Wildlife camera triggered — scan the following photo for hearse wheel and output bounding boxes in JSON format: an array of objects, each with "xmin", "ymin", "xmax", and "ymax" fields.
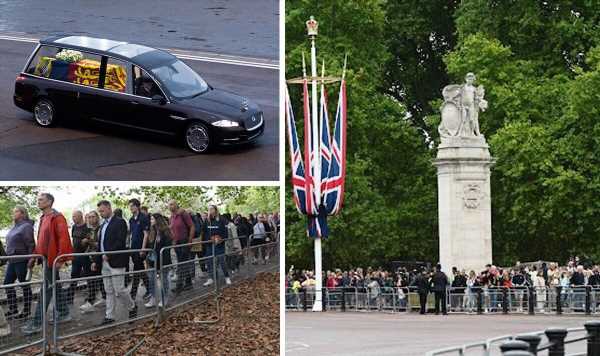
[
  {"xmin": 33, "ymin": 98, "xmax": 57, "ymax": 127},
  {"xmin": 185, "ymin": 122, "xmax": 212, "ymax": 153}
]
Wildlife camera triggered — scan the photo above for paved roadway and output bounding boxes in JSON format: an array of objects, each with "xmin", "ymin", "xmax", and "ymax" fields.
[
  {"xmin": 0, "ymin": 0, "xmax": 279, "ymax": 59},
  {"xmin": 286, "ymin": 312, "xmax": 593, "ymax": 355},
  {"xmin": 0, "ymin": 0, "xmax": 279, "ymax": 180}
]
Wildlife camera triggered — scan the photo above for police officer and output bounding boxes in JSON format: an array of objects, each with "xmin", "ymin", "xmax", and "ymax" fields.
[
  {"xmin": 431, "ymin": 264, "xmax": 449, "ymax": 315},
  {"xmin": 411, "ymin": 270, "xmax": 430, "ymax": 314}
]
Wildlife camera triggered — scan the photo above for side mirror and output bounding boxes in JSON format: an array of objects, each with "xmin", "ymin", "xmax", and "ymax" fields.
[{"xmin": 151, "ymin": 94, "xmax": 166, "ymax": 105}]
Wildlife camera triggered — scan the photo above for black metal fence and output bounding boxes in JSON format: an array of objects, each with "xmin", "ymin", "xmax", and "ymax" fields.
[
  {"xmin": 285, "ymin": 286, "xmax": 600, "ymax": 315},
  {"xmin": 427, "ymin": 320, "xmax": 600, "ymax": 356}
]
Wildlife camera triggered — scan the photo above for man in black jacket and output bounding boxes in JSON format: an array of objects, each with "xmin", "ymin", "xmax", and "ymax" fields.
[
  {"xmin": 431, "ymin": 264, "xmax": 449, "ymax": 315},
  {"xmin": 410, "ymin": 270, "xmax": 430, "ymax": 314},
  {"xmin": 451, "ymin": 268, "xmax": 467, "ymax": 311},
  {"xmin": 91, "ymin": 200, "xmax": 137, "ymax": 325}
]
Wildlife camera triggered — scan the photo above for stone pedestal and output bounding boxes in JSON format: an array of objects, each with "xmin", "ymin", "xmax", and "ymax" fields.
[{"xmin": 434, "ymin": 136, "xmax": 493, "ymax": 274}]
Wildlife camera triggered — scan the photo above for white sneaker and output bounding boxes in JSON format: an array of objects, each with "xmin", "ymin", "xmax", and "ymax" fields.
[
  {"xmin": 225, "ymin": 277, "xmax": 232, "ymax": 285},
  {"xmin": 144, "ymin": 297, "xmax": 156, "ymax": 308},
  {"xmin": 80, "ymin": 301, "xmax": 95, "ymax": 314},
  {"xmin": 203, "ymin": 279, "xmax": 214, "ymax": 286},
  {"xmin": 0, "ymin": 325, "xmax": 11, "ymax": 337},
  {"xmin": 93, "ymin": 299, "xmax": 106, "ymax": 307},
  {"xmin": 158, "ymin": 301, "xmax": 164, "ymax": 308}
]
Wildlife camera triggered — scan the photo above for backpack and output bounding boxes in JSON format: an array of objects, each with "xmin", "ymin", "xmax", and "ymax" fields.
[{"xmin": 190, "ymin": 213, "xmax": 202, "ymax": 239}]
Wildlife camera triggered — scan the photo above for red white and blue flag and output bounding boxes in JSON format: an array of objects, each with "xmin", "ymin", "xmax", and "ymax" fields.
[
  {"xmin": 319, "ymin": 81, "xmax": 332, "ymax": 202},
  {"xmin": 285, "ymin": 86, "xmax": 307, "ymax": 215},
  {"xmin": 286, "ymin": 64, "xmax": 347, "ymax": 238},
  {"xmin": 302, "ymin": 78, "xmax": 318, "ymax": 216},
  {"xmin": 323, "ymin": 78, "xmax": 347, "ymax": 215}
]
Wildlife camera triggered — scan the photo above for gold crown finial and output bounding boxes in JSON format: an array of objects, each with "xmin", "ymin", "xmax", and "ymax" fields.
[{"xmin": 306, "ymin": 16, "xmax": 318, "ymax": 37}]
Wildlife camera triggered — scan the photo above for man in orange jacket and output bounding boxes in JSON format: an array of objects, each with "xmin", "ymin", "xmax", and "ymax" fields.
[{"xmin": 22, "ymin": 192, "xmax": 73, "ymax": 335}]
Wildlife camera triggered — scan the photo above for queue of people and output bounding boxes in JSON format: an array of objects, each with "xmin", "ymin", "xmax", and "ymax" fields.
[{"xmin": 0, "ymin": 192, "xmax": 279, "ymax": 336}]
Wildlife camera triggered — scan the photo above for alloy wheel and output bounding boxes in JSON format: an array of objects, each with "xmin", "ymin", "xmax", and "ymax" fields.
[
  {"xmin": 34, "ymin": 100, "xmax": 54, "ymax": 126},
  {"xmin": 185, "ymin": 123, "xmax": 210, "ymax": 153}
]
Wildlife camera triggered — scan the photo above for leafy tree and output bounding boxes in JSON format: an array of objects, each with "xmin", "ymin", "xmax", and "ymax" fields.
[
  {"xmin": 0, "ymin": 187, "xmax": 39, "ymax": 228},
  {"xmin": 286, "ymin": 0, "xmax": 600, "ymax": 269},
  {"xmin": 286, "ymin": 0, "xmax": 437, "ymax": 270},
  {"xmin": 444, "ymin": 2, "xmax": 600, "ymax": 264},
  {"xmin": 383, "ymin": 0, "xmax": 459, "ymax": 134}
]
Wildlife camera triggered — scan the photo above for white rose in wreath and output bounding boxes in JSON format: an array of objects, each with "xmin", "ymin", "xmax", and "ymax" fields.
[{"xmin": 55, "ymin": 49, "xmax": 83, "ymax": 63}]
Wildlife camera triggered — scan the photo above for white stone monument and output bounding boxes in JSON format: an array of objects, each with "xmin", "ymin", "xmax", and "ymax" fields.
[{"xmin": 434, "ymin": 72, "xmax": 493, "ymax": 274}]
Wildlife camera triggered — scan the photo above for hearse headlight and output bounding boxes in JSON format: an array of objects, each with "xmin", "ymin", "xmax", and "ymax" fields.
[{"xmin": 212, "ymin": 120, "xmax": 240, "ymax": 127}]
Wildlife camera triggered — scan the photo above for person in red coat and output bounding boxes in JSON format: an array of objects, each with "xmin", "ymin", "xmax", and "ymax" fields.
[{"xmin": 22, "ymin": 193, "xmax": 73, "ymax": 335}]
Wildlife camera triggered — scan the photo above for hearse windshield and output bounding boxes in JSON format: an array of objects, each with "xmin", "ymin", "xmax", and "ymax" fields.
[{"xmin": 150, "ymin": 59, "xmax": 209, "ymax": 99}]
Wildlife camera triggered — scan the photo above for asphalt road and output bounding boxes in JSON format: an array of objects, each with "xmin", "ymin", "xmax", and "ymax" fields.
[
  {"xmin": 0, "ymin": 0, "xmax": 279, "ymax": 59},
  {"xmin": 0, "ymin": 38, "xmax": 279, "ymax": 180},
  {"xmin": 286, "ymin": 312, "xmax": 592, "ymax": 355}
]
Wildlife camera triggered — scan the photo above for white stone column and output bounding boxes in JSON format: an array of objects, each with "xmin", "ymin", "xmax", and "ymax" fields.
[{"xmin": 434, "ymin": 136, "xmax": 493, "ymax": 274}]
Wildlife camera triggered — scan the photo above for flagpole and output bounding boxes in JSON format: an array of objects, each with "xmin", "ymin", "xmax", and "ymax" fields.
[{"xmin": 307, "ymin": 15, "xmax": 323, "ymax": 312}]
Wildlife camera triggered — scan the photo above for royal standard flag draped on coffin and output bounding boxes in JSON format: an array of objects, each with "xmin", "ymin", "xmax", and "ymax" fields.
[
  {"xmin": 34, "ymin": 57, "xmax": 127, "ymax": 92},
  {"xmin": 67, "ymin": 59, "xmax": 127, "ymax": 92}
]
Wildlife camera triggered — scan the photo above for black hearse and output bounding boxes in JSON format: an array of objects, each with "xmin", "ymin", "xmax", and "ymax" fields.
[{"xmin": 13, "ymin": 36, "xmax": 264, "ymax": 153}]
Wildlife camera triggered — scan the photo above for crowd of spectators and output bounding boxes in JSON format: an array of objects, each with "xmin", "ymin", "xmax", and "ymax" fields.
[{"xmin": 286, "ymin": 256, "xmax": 600, "ymax": 313}]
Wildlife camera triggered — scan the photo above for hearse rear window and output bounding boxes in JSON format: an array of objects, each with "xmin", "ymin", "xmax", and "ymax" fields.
[{"xmin": 26, "ymin": 45, "xmax": 102, "ymax": 88}]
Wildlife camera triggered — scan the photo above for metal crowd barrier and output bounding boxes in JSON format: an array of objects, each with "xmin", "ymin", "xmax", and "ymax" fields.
[
  {"xmin": 160, "ymin": 239, "xmax": 218, "ymax": 323},
  {"xmin": 427, "ymin": 322, "xmax": 600, "ymax": 356},
  {"xmin": 0, "ymin": 234, "xmax": 279, "ymax": 355},
  {"xmin": 0, "ymin": 254, "xmax": 46, "ymax": 355},
  {"xmin": 247, "ymin": 232, "xmax": 279, "ymax": 275},
  {"xmin": 51, "ymin": 249, "xmax": 156, "ymax": 354},
  {"xmin": 285, "ymin": 285, "xmax": 600, "ymax": 317}
]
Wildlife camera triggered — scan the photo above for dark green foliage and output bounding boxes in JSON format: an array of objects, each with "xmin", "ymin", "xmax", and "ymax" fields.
[{"xmin": 286, "ymin": 0, "xmax": 600, "ymax": 269}]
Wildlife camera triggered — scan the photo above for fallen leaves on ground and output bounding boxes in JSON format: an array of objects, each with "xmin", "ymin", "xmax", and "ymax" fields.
[{"xmin": 51, "ymin": 272, "xmax": 279, "ymax": 355}]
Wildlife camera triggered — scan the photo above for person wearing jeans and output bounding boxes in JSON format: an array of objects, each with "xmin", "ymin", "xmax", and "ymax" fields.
[
  {"xmin": 143, "ymin": 213, "xmax": 173, "ymax": 308},
  {"xmin": 251, "ymin": 216, "xmax": 267, "ymax": 264},
  {"xmin": 22, "ymin": 193, "xmax": 73, "ymax": 335},
  {"xmin": 127, "ymin": 199, "xmax": 151, "ymax": 301},
  {"xmin": 92, "ymin": 200, "xmax": 137, "ymax": 325},
  {"xmin": 3, "ymin": 206, "xmax": 35, "ymax": 320},
  {"xmin": 168, "ymin": 200, "xmax": 195, "ymax": 294},
  {"xmin": 203, "ymin": 205, "xmax": 230, "ymax": 286},
  {"xmin": 66, "ymin": 210, "xmax": 92, "ymax": 305},
  {"xmin": 79, "ymin": 211, "xmax": 107, "ymax": 314}
]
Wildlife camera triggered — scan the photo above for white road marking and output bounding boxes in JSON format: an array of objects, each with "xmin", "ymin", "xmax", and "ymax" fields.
[
  {"xmin": 0, "ymin": 34, "xmax": 279, "ymax": 70},
  {"xmin": 286, "ymin": 341, "xmax": 310, "ymax": 353},
  {"xmin": 286, "ymin": 326, "xmax": 314, "ymax": 329}
]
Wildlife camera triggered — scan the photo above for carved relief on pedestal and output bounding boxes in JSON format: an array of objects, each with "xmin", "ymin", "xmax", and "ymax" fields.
[{"xmin": 462, "ymin": 183, "xmax": 484, "ymax": 209}]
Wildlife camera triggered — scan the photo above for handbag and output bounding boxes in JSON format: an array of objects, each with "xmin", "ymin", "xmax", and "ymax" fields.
[{"xmin": 190, "ymin": 237, "xmax": 203, "ymax": 253}]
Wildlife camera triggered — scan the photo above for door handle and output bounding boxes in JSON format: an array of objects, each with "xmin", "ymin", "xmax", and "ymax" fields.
[{"xmin": 130, "ymin": 101, "xmax": 139, "ymax": 105}]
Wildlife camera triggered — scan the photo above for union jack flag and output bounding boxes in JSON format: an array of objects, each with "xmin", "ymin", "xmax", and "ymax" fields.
[
  {"xmin": 319, "ymin": 80, "xmax": 332, "ymax": 200},
  {"xmin": 285, "ymin": 85, "xmax": 307, "ymax": 215},
  {"xmin": 303, "ymin": 78, "xmax": 318, "ymax": 216},
  {"xmin": 323, "ymin": 78, "xmax": 347, "ymax": 215},
  {"xmin": 286, "ymin": 64, "xmax": 347, "ymax": 238}
]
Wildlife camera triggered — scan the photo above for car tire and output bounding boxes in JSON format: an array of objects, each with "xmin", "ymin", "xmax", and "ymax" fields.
[
  {"xmin": 33, "ymin": 98, "xmax": 57, "ymax": 127},
  {"xmin": 184, "ymin": 121, "xmax": 212, "ymax": 153}
]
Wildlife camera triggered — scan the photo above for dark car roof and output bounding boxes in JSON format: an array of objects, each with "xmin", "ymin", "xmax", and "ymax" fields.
[{"xmin": 39, "ymin": 35, "xmax": 177, "ymax": 70}]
